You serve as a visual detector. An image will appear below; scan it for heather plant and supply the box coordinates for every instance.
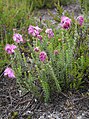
[3,12,89,102]
[1,0,89,102]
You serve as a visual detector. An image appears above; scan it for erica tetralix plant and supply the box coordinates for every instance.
[13,33,24,43]
[39,51,47,62]
[4,67,15,79]
[77,16,84,26]
[45,28,54,38]
[5,44,17,54]
[60,16,71,29]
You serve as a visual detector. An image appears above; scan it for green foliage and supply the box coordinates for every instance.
[0,43,9,72]
[79,0,89,11]
[0,0,34,42]
[49,0,77,22]
[28,0,58,9]
[53,0,76,6]
[0,0,35,71]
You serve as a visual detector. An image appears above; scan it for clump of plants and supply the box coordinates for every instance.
[0,0,78,72]
[3,11,89,102]
[0,0,36,72]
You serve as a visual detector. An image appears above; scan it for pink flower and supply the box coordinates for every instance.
[13,33,24,43]
[28,25,35,36]
[4,67,15,78]
[34,26,42,33]
[77,16,84,26]
[39,51,47,62]
[60,16,71,29]
[28,25,42,37]
[5,44,17,54]
[34,47,39,52]
[45,28,54,38]
[54,50,59,55]
[37,35,42,41]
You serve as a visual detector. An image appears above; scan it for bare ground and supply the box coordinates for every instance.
[0,77,89,119]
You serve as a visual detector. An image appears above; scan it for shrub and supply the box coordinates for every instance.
[3,13,89,102]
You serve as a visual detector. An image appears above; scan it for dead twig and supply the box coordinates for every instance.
[73,96,89,102]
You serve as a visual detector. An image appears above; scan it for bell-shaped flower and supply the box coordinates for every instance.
[13,33,24,43]
[4,67,15,78]
[5,44,17,54]
[60,16,71,29]
[39,51,47,62]
[77,16,84,26]
[45,28,54,38]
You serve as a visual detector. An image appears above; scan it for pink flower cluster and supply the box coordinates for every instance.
[54,50,59,55]
[4,44,16,78]
[45,28,54,38]
[5,44,17,54]
[4,67,15,78]
[4,33,24,78]
[60,15,84,29]
[60,16,71,29]
[13,33,24,43]
[37,35,42,41]
[77,16,84,26]
[28,25,42,41]
[34,47,39,52]
[39,51,47,62]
